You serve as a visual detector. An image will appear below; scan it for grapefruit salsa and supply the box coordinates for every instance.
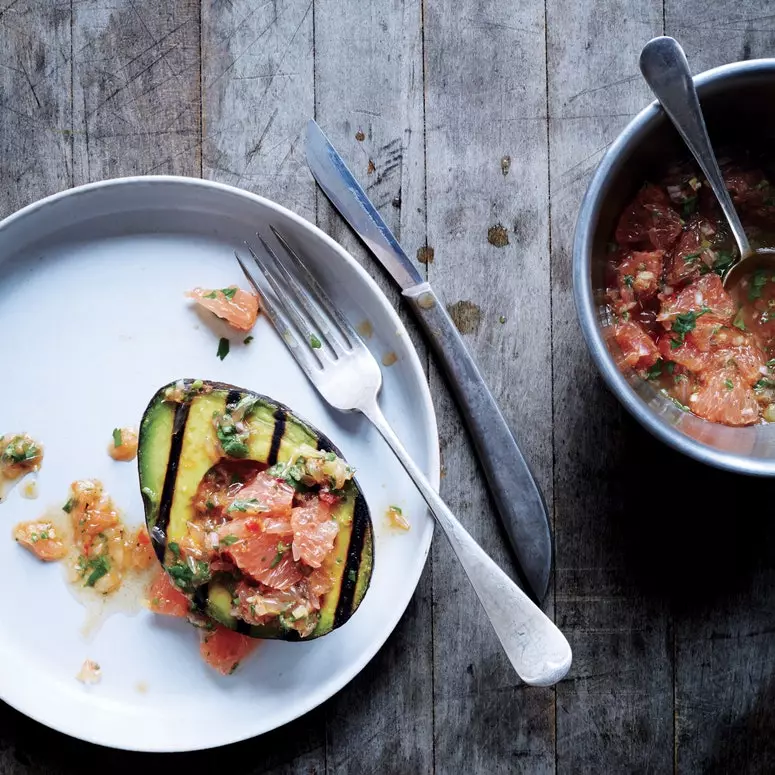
[606,158,775,426]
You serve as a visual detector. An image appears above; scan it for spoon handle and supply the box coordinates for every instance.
[639,36,751,258]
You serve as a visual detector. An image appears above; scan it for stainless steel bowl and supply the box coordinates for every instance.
[574,58,775,476]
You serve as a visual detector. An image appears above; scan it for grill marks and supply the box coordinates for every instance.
[153,400,191,562]
[268,408,286,465]
[335,492,371,626]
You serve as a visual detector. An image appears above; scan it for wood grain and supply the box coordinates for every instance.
[665,8,775,774]
[423,0,555,772]
[545,0,674,772]
[0,0,71,217]
[313,1,433,773]
[71,0,200,181]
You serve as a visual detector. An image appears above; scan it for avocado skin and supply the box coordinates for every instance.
[138,379,374,641]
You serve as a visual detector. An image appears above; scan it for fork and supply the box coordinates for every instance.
[236,226,572,687]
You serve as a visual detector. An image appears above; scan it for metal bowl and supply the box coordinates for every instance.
[573,58,775,476]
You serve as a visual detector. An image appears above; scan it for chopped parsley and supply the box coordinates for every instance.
[243,335,254,345]
[215,414,249,458]
[112,428,123,448]
[733,307,747,331]
[754,378,775,391]
[204,291,217,299]
[347,569,357,582]
[1,436,40,465]
[670,307,710,348]
[711,250,736,277]
[227,498,264,513]
[645,360,663,380]
[682,252,701,265]
[217,337,230,360]
[221,287,237,299]
[724,379,734,391]
[749,270,770,301]
[220,535,239,546]
[623,274,635,288]
[167,559,211,591]
[310,334,322,349]
[269,541,290,568]
[168,541,181,558]
[62,497,76,514]
[84,555,110,587]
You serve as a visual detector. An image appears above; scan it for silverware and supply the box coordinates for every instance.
[235,228,572,687]
[639,36,775,289]
[304,119,552,604]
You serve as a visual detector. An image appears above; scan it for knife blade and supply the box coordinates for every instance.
[304,119,552,604]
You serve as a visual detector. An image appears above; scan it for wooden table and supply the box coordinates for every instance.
[2,1,775,772]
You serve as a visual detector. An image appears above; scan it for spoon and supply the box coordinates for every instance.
[639,36,775,289]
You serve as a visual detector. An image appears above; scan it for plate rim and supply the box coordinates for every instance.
[0,175,440,752]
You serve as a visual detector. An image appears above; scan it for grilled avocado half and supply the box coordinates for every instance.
[137,379,374,641]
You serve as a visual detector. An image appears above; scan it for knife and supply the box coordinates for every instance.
[304,119,552,604]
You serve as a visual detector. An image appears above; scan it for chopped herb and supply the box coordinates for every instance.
[221,287,237,299]
[40,531,49,540]
[168,541,180,558]
[754,378,775,391]
[682,252,701,264]
[347,569,357,582]
[767,358,775,372]
[84,555,110,587]
[389,505,403,514]
[167,559,210,591]
[645,360,663,380]
[325,452,336,462]
[220,535,239,546]
[63,497,76,514]
[1,436,40,464]
[749,270,770,301]
[217,337,230,360]
[205,499,215,511]
[666,362,675,375]
[733,307,747,331]
[310,334,322,349]
[192,379,204,391]
[724,379,734,391]
[204,291,217,299]
[112,428,122,448]
[623,274,635,288]
[674,373,689,384]
[682,197,698,217]
[215,416,249,458]
[227,498,264,513]
[670,307,710,347]
[243,335,254,345]
[712,250,736,277]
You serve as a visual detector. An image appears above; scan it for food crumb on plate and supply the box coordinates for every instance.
[135,681,149,694]
[356,320,373,339]
[76,659,101,684]
[386,505,410,531]
[20,477,38,499]
[108,427,138,461]
[382,351,398,367]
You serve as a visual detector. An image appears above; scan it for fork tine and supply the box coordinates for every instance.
[253,231,347,355]
[235,252,322,376]
[268,225,363,349]
[242,241,329,365]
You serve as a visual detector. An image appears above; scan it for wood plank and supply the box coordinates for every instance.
[72,0,200,181]
[423,1,555,771]
[200,3,324,772]
[312,1,433,773]
[545,1,673,772]
[202,0,316,220]
[0,0,72,217]
[663,7,775,773]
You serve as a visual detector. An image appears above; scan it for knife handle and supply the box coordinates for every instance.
[403,283,552,603]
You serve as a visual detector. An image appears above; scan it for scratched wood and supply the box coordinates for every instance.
[423,0,556,772]
[5,0,775,773]
[313,2,433,773]
[666,8,775,774]
[0,0,71,218]
[545,0,674,772]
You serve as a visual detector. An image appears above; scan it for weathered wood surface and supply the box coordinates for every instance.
[2,1,775,773]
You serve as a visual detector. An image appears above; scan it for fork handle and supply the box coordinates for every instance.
[403,282,552,603]
[359,400,572,687]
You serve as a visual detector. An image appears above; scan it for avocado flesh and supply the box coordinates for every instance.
[137,379,374,641]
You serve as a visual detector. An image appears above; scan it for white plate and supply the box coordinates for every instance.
[0,177,438,752]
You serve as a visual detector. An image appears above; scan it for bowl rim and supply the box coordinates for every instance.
[573,57,775,476]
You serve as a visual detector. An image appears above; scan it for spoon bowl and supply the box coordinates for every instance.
[639,36,775,288]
